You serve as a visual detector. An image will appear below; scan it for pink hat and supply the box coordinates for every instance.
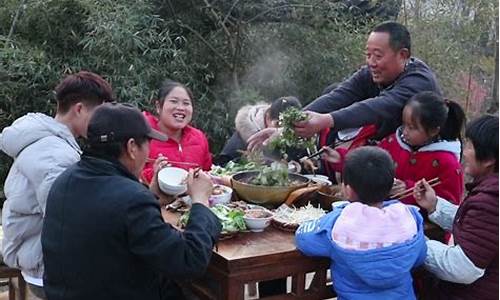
[332,202,417,250]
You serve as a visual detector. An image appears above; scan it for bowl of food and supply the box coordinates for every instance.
[209,185,233,207]
[157,167,188,195]
[243,209,274,232]
[317,185,344,211]
[231,170,310,208]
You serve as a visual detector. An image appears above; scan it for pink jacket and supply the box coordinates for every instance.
[378,129,463,205]
[141,112,212,184]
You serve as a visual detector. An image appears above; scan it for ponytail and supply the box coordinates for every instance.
[440,99,466,141]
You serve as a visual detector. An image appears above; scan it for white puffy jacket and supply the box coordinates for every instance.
[0,113,81,281]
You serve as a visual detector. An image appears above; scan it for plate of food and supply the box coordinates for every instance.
[178,204,247,239]
[271,203,326,232]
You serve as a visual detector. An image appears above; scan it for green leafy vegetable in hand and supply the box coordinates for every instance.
[269,107,316,159]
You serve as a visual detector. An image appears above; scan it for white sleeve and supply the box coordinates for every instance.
[425,240,485,284]
[428,196,458,231]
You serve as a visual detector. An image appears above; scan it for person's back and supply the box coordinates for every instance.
[43,157,182,299]
[42,103,221,300]
[0,71,112,297]
[295,147,427,299]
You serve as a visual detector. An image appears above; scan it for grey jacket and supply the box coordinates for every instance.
[0,113,80,280]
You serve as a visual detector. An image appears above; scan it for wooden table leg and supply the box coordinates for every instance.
[221,278,243,300]
[291,272,306,296]
[17,275,26,300]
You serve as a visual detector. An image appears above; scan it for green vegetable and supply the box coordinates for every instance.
[179,205,246,233]
[250,162,290,186]
[269,107,316,159]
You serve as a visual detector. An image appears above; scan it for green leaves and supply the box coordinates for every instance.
[269,107,315,159]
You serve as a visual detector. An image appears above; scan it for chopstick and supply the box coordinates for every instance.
[301,140,346,161]
[390,177,441,200]
[146,158,199,167]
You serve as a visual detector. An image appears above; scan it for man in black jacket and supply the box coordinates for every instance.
[247,21,441,149]
[41,103,221,300]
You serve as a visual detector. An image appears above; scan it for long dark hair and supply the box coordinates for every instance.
[406,91,466,141]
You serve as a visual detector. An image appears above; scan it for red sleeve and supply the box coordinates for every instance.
[399,179,416,204]
[202,134,212,171]
[432,161,463,205]
[141,166,154,185]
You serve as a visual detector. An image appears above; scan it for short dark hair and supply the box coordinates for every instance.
[372,21,411,55]
[343,146,395,204]
[465,115,498,172]
[55,71,113,113]
[406,91,465,141]
[157,80,194,108]
[268,96,302,120]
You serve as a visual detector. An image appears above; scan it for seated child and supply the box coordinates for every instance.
[379,91,465,205]
[295,146,427,299]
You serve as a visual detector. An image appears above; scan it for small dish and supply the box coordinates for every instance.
[243,209,273,232]
[209,185,233,207]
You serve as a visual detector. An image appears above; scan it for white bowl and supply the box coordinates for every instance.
[157,167,188,195]
[209,185,233,207]
[243,209,274,232]
[304,174,332,186]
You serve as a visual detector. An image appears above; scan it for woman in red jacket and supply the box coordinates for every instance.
[141,80,212,184]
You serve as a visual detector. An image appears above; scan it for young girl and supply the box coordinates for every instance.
[378,91,465,205]
[141,80,212,184]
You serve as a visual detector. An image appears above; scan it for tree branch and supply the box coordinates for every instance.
[5,0,27,48]
[178,23,232,69]
[203,0,234,51]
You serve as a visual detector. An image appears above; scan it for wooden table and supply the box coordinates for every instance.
[162,209,335,300]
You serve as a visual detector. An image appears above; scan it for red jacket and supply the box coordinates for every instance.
[319,125,378,178]
[378,130,463,205]
[141,112,212,184]
[440,174,498,300]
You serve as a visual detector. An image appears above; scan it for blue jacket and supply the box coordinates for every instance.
[295,201,427,299]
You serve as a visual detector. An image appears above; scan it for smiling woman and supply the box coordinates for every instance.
[141,80,213,184]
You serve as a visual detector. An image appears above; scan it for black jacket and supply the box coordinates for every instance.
[42,155,221,300]
[305,57,441,137]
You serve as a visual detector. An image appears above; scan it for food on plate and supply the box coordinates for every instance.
[273,203,326,226]
[212,185,226,195]
[179,204,246,233]
[245,209,273,219]
[211,160,259,177]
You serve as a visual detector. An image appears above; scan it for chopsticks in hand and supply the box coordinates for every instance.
[301,140,346,161]
[390,177,441,200]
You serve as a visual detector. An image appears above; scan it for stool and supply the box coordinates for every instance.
[0,265,26,300]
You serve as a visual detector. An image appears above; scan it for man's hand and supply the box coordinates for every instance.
[187,169,213,207]
[149,155,170,198]
[247,127,281,151]
[413,179,438,214]
[294,111,334,138]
